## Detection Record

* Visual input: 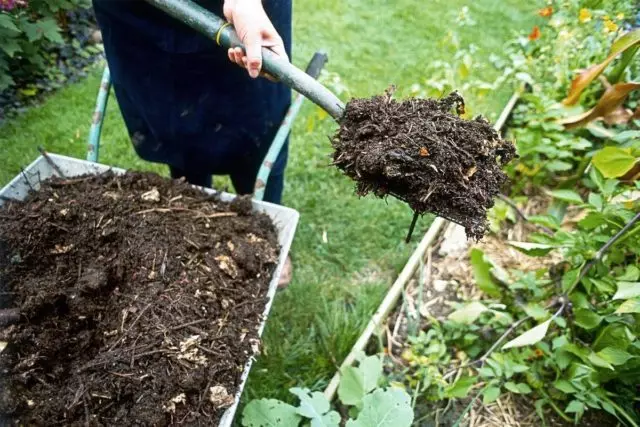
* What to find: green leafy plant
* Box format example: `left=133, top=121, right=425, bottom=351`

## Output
left=389, top=3, right=640, bottom=425
left=0, top=0, right=92, bottom=91
left=242, top=355, right=414, bottom=427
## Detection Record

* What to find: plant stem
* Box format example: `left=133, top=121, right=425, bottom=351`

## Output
left=405, top=212, right=420, bottom=243
left=573, top=211, right=640, bottom=290
left=602, top=395, right=640, bottom=427
left=443, top=315, right=532, bottom=380
left=498, top=194, right=553, bottom=234
left=538, top=389, right=572, bottom=423
left=451, top=383, right=489, bottom=427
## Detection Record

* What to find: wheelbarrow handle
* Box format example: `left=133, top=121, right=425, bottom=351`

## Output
left=304, top=51, right=328, bottom=80
left=144, top=0, right=345, bottom=120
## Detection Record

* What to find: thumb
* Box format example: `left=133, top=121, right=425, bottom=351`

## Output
left=244, top=31, right=262, bottom=79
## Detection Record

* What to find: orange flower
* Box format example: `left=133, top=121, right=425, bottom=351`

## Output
left=528, top=26, right=541, bottom=41
left=538, top=6, right=553, bottom=18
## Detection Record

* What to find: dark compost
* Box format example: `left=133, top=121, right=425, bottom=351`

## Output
left=332, top=90, right=517, bottom=239
left=0, top=172, right=279, bottom=426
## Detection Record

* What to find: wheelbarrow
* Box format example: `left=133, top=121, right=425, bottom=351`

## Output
left=0, top=1, right=341, bottom=425
left=85, top=1, right=335, bottom=201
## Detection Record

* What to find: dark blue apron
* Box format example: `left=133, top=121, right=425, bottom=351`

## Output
left=92, top=0, right=292, bottom=203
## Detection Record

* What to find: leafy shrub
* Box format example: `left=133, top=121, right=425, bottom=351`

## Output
left=392, top=2, right=640, bottom=425
left=0, top=0, right=95, bottom=93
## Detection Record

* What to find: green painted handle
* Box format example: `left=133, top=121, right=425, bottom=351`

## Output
left=144, top=0, right=345, bottom=120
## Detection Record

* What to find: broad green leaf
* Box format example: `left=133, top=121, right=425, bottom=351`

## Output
left=555, top=350, right=573, bottom=370
left=507, top=241, right=555, bottom=257
left=552, top=335, right=569, bottom=350
left=345, top=388, right=413, bottom=427
left=562, top=29, right=640, bottom=105
left=615, top=298, right=640, bottom=314
left=565, top=400, right=586, bottom=415
left=588, top=352, right=614, bottom=370
left=338, top=366, right=365, bottom=406
left=242, top=399, right=302, bottom=427
left=448, top=301, right=488, bottom=324
left=589, top=167, right=606, bottom=193
left=337, top=356, right=382, bottom=407
left=548, top=189, right=583, bottom=204
left=0, top=15, right=19, bottom=32
left=554, top=379, right=576, bottom=394
left=570, top=291, right=590, bottom=308
left=445, top=376, right=477, bottom=399
left=486, top=359, right=503, bottom=377
left=511, top=364, right=529, bottom=373
left=504, top=382, right=532, bottom=394
left=593, top=324, right=634, bottom=352
left=579, top=212, right=607, bottom=230
left=554, top=316, right=567, bottom=328
left=290, top=388, right=339, bottom=427
left=38, top=17, right=64, bottom=44
left=546, top=160, right=573, bottom=171
left=561, top=83, right=640, bottom=129
left=524, top=303, right=549, bottom=321
left=574, top=309, right=603, bottom=330
left=503, top=318, right=553, bottom=350
left=601, top=400, right=616, bottom=417
left=21, top=22, right=41, bottom=42
left=592, top=147, right=638, bottom=178
left=477, top=367, right=495, bottom=378
left=0, top=38, right=20, bottom=58
left=528, top=215, right=560, bottom=230
left=360, top=355, right=383, bottom=392
left=612, top=282, right=640, bottom=300
left=469, top=248, right=501, bottom=297
left=587, top=193, right=603, bottom=211
left=612, top=130, right=640, bottom=144
left=562, top=268, right=580, bottom=293
left=591, top=278, right=616, bottom=294
left=608, top=44, right=640, bottom=83
left=618, top=265, right=640, bottom=281
left=482, top=386, right=501, bottom=404
left=596, top=347, right=633, bottom=366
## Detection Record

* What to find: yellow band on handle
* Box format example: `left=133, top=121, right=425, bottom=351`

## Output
left=216, top=22, right=232, bottom=46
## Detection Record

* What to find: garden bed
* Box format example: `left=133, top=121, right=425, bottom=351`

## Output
left=382, top=194, right=625, bottom=426
left=0, top=156, right=297, bottom=425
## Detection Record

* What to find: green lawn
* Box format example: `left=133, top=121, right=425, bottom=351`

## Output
left=0, top=0, right=538, bottom=406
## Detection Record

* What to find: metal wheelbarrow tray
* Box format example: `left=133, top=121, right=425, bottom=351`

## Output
left=0, top=153, right=300, bottom=426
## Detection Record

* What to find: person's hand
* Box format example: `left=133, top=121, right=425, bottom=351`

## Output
left=223, top=0, right=288, bottom=79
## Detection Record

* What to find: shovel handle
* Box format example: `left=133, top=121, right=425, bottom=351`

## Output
left=144, top=0, right=345, bottom=120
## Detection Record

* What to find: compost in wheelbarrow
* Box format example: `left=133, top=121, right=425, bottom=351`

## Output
left=0, top=171, right=281, bottom=425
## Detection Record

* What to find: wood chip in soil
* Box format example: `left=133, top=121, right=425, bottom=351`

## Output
left=332, top=89, right=517, bottom=240
left=0, top=171, right=280, bottom=426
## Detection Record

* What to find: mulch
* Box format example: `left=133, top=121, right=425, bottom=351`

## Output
left=0, top=171, right=280, bottom=426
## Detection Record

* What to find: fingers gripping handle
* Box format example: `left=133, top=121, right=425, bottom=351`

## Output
left=144, top=0, right=345, bottom=120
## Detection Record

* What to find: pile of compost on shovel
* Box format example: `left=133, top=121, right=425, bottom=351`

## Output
left=0, top=172, right=279, bottom=425
left=332, top=89, right=517, bottom=240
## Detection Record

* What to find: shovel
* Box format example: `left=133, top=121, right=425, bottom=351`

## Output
left=144, top=0, right=345, bottom=120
